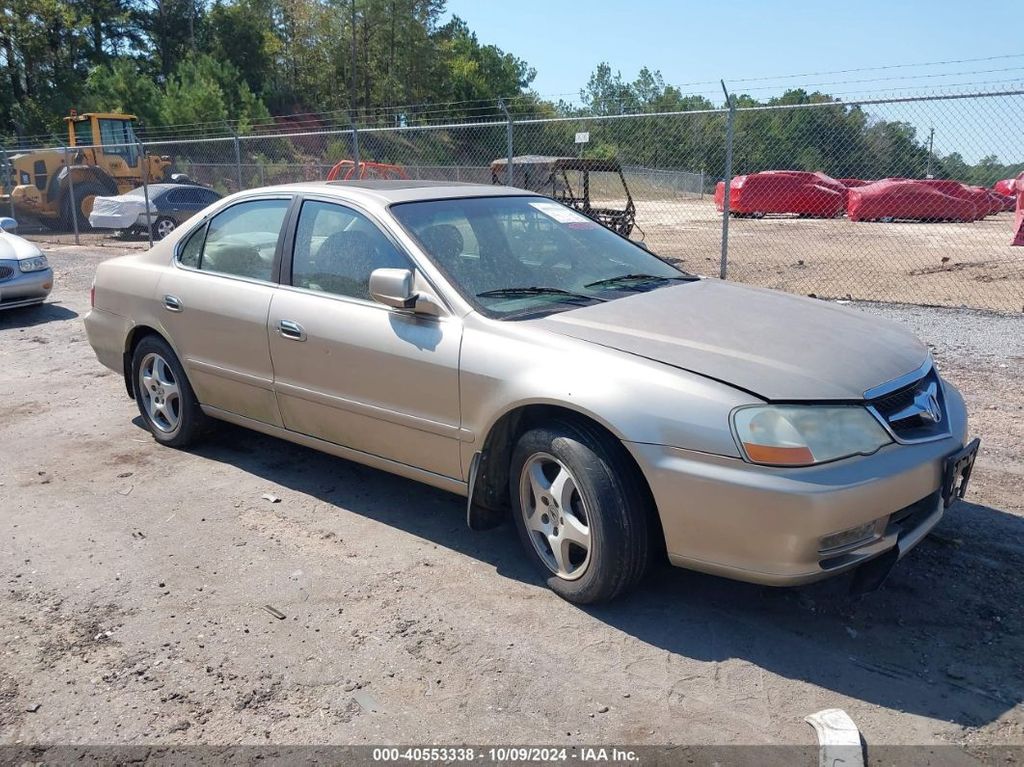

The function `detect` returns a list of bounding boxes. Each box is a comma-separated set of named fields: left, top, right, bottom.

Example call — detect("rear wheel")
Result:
left=152, top=216, right=177, bottom=240
left=510, top=419, right=652, bottom=604
left=131, top=336, right=207, bottom=448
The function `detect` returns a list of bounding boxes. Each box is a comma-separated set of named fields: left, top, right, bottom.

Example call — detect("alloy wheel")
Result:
left=155, top=218, right=176, bottom=239
left=138, top=352, right=181, bottom=433
left=518, top=452, right=592, bottom=580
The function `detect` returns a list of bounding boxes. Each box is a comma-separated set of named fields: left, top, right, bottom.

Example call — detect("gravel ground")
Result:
left=849, top=301, right=1024, bottom=361
left=1, top=241, right=1022, bottom=753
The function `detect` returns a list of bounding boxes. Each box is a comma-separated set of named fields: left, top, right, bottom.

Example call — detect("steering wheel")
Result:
left=536, top=247, right=580, bottom=272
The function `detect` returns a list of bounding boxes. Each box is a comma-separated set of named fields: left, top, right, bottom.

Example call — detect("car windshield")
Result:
left=390, top=195, right=692, bottom=319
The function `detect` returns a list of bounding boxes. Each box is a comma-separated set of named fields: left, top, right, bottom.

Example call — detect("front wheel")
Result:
left=131, top=336, right=207, bottom=448
left=510, top=420, right=652, bottom=604
left=60, top=181, right=106, bottom=231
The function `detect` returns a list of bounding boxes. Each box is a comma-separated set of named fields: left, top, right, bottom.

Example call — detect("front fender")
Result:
left=458, top=317, right=758, bottom=476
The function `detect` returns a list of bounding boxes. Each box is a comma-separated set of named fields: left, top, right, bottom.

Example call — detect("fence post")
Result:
left=63, top=147, right=80, bottom=245
left=233, top=133, right=243, bottom=190
left=138, top=141, right=153, bottom=250
left=719, top=81, right=736, bottom=280
left=1, top=145, right=15, bottom=219
left=350, top=114, right=361, bottom=174
left=498, top=98, right=513, bottom=185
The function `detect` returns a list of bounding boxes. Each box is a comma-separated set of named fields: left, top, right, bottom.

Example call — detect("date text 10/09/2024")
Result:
left=372, top=747, right=640, bottom=763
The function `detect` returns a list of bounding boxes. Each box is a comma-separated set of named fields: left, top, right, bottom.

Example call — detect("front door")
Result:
left=267, top=198, right=463, bottom=479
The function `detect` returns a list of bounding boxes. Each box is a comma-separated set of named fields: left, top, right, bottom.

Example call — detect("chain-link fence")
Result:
left=3, top=90, right=1023, bottom=312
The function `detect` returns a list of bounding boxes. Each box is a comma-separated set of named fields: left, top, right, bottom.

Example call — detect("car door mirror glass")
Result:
left=0, top=216, right=17, bottom=232
left=369, top=268, right=417, bottom=310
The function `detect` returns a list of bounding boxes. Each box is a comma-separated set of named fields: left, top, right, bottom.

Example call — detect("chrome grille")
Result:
left=868, top=367, right=949, bottom=442
left=0, top=264, right=14, bottom=282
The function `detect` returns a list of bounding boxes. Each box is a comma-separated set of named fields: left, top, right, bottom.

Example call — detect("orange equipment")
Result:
left=326, top=161, right=409, bottom=182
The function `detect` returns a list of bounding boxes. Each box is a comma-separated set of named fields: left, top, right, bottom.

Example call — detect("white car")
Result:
left=0, top=217, right=53, bottom=310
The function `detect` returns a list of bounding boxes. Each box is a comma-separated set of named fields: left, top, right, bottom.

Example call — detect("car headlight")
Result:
left=732, top=405, right=892, bottom=466
left=19, top=255, right=49, bottom=273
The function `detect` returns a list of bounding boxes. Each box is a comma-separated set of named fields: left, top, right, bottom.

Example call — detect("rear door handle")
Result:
left=278, top=319, right=306, bottom=341
left=163, top=294, right=182, bottom=312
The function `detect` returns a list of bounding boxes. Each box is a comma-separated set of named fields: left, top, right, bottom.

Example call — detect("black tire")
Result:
left=131, top=335, right=207, bottom=448
left=152, top=216, right=177, bottom=240
left=509, top=419, right=652, bottom=604
left=60, top=181, right=107, bottom=231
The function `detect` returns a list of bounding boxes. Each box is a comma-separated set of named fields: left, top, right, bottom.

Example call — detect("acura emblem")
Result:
left=890, top=382, right=943, bottom=424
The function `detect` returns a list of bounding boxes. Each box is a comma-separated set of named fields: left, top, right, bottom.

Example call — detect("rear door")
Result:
left=163, top=187, right=206, bottom=223
left=267, top=197, right=463, bottom=478
left=161, top=188, right=187, bottom=220
left=156, top=195, right=293, bottom=426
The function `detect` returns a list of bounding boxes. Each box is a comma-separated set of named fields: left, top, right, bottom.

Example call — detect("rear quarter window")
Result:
left=178, top=224, right=206, bottom=268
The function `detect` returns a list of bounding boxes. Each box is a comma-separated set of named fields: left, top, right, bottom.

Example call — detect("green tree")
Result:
left=208, top=0, right=277, bottom=97
left=160, top=53, right=268, bottom=130
left=82, top=59, right=163, bottom=127
left=140, top=0, right=204, bottom=78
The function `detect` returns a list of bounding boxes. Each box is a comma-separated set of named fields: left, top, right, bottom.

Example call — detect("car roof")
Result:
left=121, top=183, right=217, bottom=196
left=270, top=180, right=541, bottom=204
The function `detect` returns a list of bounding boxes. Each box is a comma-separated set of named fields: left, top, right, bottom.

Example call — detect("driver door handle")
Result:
left=163, top=294, right=183, bottom=312
left=278, top=319, right=306, bottom=341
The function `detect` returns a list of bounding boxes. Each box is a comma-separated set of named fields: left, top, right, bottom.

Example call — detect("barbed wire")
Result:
left=3, top=71, right=1023, bottom=146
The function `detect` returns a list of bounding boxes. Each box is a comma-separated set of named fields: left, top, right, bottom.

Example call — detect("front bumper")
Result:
left=0, top=265, right=53, bottom=310
left=627, top=379, right=971, bottom=586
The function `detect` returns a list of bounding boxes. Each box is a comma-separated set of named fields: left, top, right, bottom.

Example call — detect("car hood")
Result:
left=534, top=279, right=928, bottom=401
left=0, top=231, right=44, bottom=261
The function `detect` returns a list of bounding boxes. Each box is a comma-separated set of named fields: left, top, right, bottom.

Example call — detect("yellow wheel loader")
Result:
left=1, top=112, right=172, bottom=230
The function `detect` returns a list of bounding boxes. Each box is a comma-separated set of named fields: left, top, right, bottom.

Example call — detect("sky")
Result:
left=444, top=0, right=1024, bottom=164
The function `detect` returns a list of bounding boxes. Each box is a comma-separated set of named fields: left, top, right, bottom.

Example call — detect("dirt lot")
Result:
left=1, top=239, right=1023, bottom=753
left=636, top=197, right=1023, bottom=313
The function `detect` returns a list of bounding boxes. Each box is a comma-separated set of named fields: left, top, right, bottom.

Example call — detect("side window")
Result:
left=171, top=188, right=202, bottom=206
left=178, top=224, right=206, bottom=268
left=33, top=160, right=47, bottom=191
left=198, top=198, right=290, bottom=280
left=291, top=200, right=411, bottom=300
left=72, top=121, right=92, bottom=147
left=164, top=189, right=186, bottom=205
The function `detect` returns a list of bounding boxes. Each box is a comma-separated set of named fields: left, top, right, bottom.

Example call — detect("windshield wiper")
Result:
left=476, top=286, right=606, bottom=303
left=584, top=273, right=698, bottom=290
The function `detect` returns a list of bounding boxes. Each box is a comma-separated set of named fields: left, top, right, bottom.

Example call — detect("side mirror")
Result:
left=0, top=217, right=17, bottom=233
left=369, top=268, right=417, bottom=310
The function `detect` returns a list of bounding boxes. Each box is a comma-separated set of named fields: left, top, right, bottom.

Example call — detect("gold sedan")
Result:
left=85, top=181, right=977, bottom=603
